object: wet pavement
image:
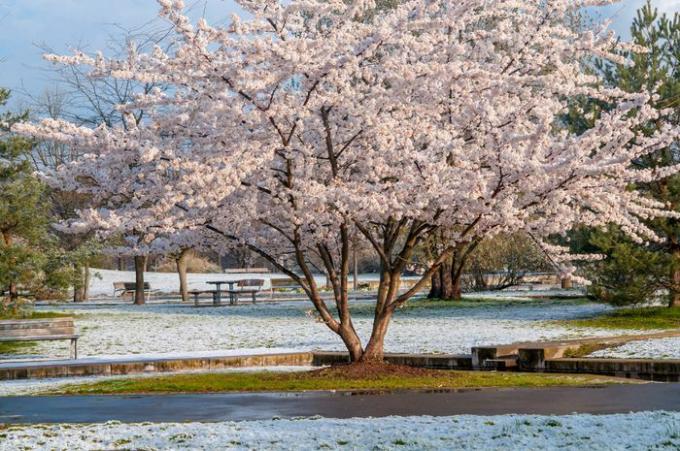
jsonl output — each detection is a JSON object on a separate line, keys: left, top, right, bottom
{"left": 1, "top": 383, "right": 678, "bottom": 424}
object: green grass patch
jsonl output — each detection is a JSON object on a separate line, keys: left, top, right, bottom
{"left": 0, "top": 311, "right": 71, "bottom": 321}
{"left": 390, "top": 297, "right": 591, "bottom": 313}
{"left": 50, "top": 369, "right": 630, "bottom": 395}
{"left": 562, "top": 307, "right": 680, "bottom": 330}
{"left": 0, "top": 340, "right": 36, "bottom": 355}
{"left": 562, "top": 343, "right": 613, "bottom": 358}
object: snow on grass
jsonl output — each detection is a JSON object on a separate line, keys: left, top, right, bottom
{"left": 1, "top": 412, "right": 679, "bottom": 450}
{"left": 13, "top": 299, "right": 624, "bottom": 360}
{"left": 88, "top": 268, "right": 274, "bottom": 297}
{"left": 87, "top": 268, "right": 422, "bottom": 298}
{"left": 590, "top": 336, "right": 680, "bottom": 360}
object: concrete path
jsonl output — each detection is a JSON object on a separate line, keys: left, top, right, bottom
{"left": 1, "top": 383, "right": 678, "bottom": 424}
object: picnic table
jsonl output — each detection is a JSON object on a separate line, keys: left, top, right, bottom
{"left": 206, "top": 280, "right": 237, "bottom": 305}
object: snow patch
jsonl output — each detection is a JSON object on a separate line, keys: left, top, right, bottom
{"left": 1, "top": 412, "right": 678, "bottom": 450}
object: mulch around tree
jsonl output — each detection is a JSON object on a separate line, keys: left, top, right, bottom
{"left": 307, "top": 362, "right": 444, "bottom": 379}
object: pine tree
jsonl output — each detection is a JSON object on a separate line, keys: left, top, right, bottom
{"left": 581, "top": 2, "right": 680, "bottom": 307}
{"left": 0, "top": 88, "right": 67, "bottom": 312}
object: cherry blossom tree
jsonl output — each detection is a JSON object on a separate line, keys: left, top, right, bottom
{"left": 16, "top": 0, "right": 680, "bottom": 362}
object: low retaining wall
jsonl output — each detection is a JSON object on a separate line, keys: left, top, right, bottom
{"left": 1, "top": 350, "right": 678, "bottom": 382}
{"left": 313, "top": 352, "right": 473, "bottom": 369}
{"left": 0, "top": 352, "right": 314, "bottom": 380}
{"left": 545, "top": 358, "right": 680, "bottom": 382}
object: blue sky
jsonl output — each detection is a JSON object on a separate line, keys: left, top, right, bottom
{"left": 0, "top": 0, "right": 679, "bottom": 109}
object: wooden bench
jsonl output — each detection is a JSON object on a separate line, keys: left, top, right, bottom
{"left": 0, "top": 317, "right": 79, "bottom": 359}
{"left": 188, "top": 290, "right": 219, "bottom": 307}
{"left": 270, "top": 277, "right": 299, "bottom": 292}
{"left": 113, "top": 282, "right": 158, "bottom": 298}
{"left": 226, "top": 279, "right": 265, "bottom": 304}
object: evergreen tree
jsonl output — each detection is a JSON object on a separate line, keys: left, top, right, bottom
{"left": 0, "top": 88, "right": 73, "bottom": 312}
{"left": 578, "top": 2, "right": 680, "bottom": 307}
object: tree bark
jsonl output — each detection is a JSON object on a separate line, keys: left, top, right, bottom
{"left": 176, "top": 248, "right": 190, "bottom": 303}
{"left": 670, "top": 250, "right": 680, "bottom": 308}
{"left": 428, "top": 255, "right": 463, "bottom": 300}
{"left": 428, "top": 267, "right": 441, "bottom": 298}
{"left": 73, "top": 268, "right": 84, "bottom": 303}
{"left": 451, "top": 272, "right": 462, "bottom": 300}
{"left": 134, "top": 255, "right": 147, "bottom": 305}
{"left": 73, "top": 264, "right": 90, "bottom": 302}
{"left": 83, "top": 266, "right": 90, "bottom": 301}
{"left": 352, "top": 238, "right": 358, "bottom": 291}
{"left": 2, "top": 232, "right": 18, "bottom": 302}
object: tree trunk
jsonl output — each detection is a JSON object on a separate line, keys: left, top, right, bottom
{"left": 428, "top": 267, "right": 441, "bottom": 298}
{"left": 428, "top": 255, "right": 462, "bottom": 300}
{"left": 340, "top": 327, "right": 364, "bottom": 362}
{"left": 2, "top": 232, "right": 18, "bottom": 302}
{"left": 73, "top": 268, "right": 84, "bottom": 303}
{"left": 176, "top": 249, "right": 190, "bottom": 303}
{"left": 134, "top": 255, "right": 147, "bottom": 305}
{"left": 670, "top": 250, "right": 680, "bottom": 308}
{"left": 361, "top": 312, "right": 392, "bottom": 363}
{"left": 73, "top": 264, "right": 90, "bottom": 302}
{"left": 352, "top": 239, "right": 358, "bottom": 291}
{"left": 359, "top": 269, "right": 402, "bottom": 363}
{"left": 451, "top": 272, "right": 462, "bottom": 300}
{"left": 83, "top": 266, "right": 90, "bottom": 301}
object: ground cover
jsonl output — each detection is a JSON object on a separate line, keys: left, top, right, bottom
{"left": 0, "top": 311, "right": 71, "bottom": 321}
{"left": 1, "top": 412, "right": 678, "bottom": 450}
{"left": 49, "top": 365, "right": 631, "bottom": 395}
{"left": 20, "top": 298, "right": 620, "bottom": 359}
{"left": 560, "top": 307, "right": 680, "bottom": 330}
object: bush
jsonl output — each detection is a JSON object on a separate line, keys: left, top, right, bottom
{"left": 155, "top": 252, "right": 221, "bottom": 273}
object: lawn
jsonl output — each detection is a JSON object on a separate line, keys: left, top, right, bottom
{"left": 0, "top": 311, "right": 72, "bottom": 321}
{"left": 0, "top": 341, "right": 35, "bottom": 354}
{"left": 51, "top": 366, "right": 631, "bottom": 395}
{"left": 563, "top": 307, "right": 680, "bottom": 330}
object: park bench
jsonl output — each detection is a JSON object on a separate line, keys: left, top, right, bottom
{"left": 226, "top": 279, "right": 265, "bottom": 304}
{"left": 188, "top": 290, "right": 219, "bottom": 307}
{"left": 0, "top": 289, "right": 36, "bottom": 299}
{"left": 113, "top": 282, "right": 158, "bottom": 298}
{"left": 270, "top": 277, "right": 299, "bottom": 292}
{"left": 0, "top": 317, "right": 79, "bottom": 359}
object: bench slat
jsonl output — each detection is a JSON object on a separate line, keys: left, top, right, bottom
{"left": 0, "top": 328, "right": 75, "bottom": 338}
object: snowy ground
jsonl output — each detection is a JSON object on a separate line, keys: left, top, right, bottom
{"left": 590, "top": 336, "right": 680, "bottom": 360}
{"left": 5, "top": 299, "right": 628, "bottom": 360}
{"left": 2, "top": 412, "right": 679, "bottom": 450}
{"left": 87, "top": 268, "right": 424, "bottom": 298}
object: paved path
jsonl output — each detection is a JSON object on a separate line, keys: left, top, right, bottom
{"left": 1, "top": 383, "right": 678, "bottom": 424}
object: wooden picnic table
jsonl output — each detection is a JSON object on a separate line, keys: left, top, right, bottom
{"left": 206, "top": 280, "right": 237, "bottom": 305}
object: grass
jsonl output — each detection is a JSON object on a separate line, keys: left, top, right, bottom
{"left": 563, "top": 307, "right": 680, "bottom": 330}
{"left": 562, "top": 343, "right": 613, "bottom": 358}
{"left": 50, "top": 369, "right": 631, "bottom": 395}
{"left": 0, "top": 341, "right": 36, "bottom": 355}
{"left": 344, "top": 297, "right": 592, "bottom": 316}
{"left": 0, "top": 311, "right": 71, "bottom": 321}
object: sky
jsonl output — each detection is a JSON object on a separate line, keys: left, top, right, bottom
{"left": 0, "top": 0, "right": 679, "bottom": 109}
